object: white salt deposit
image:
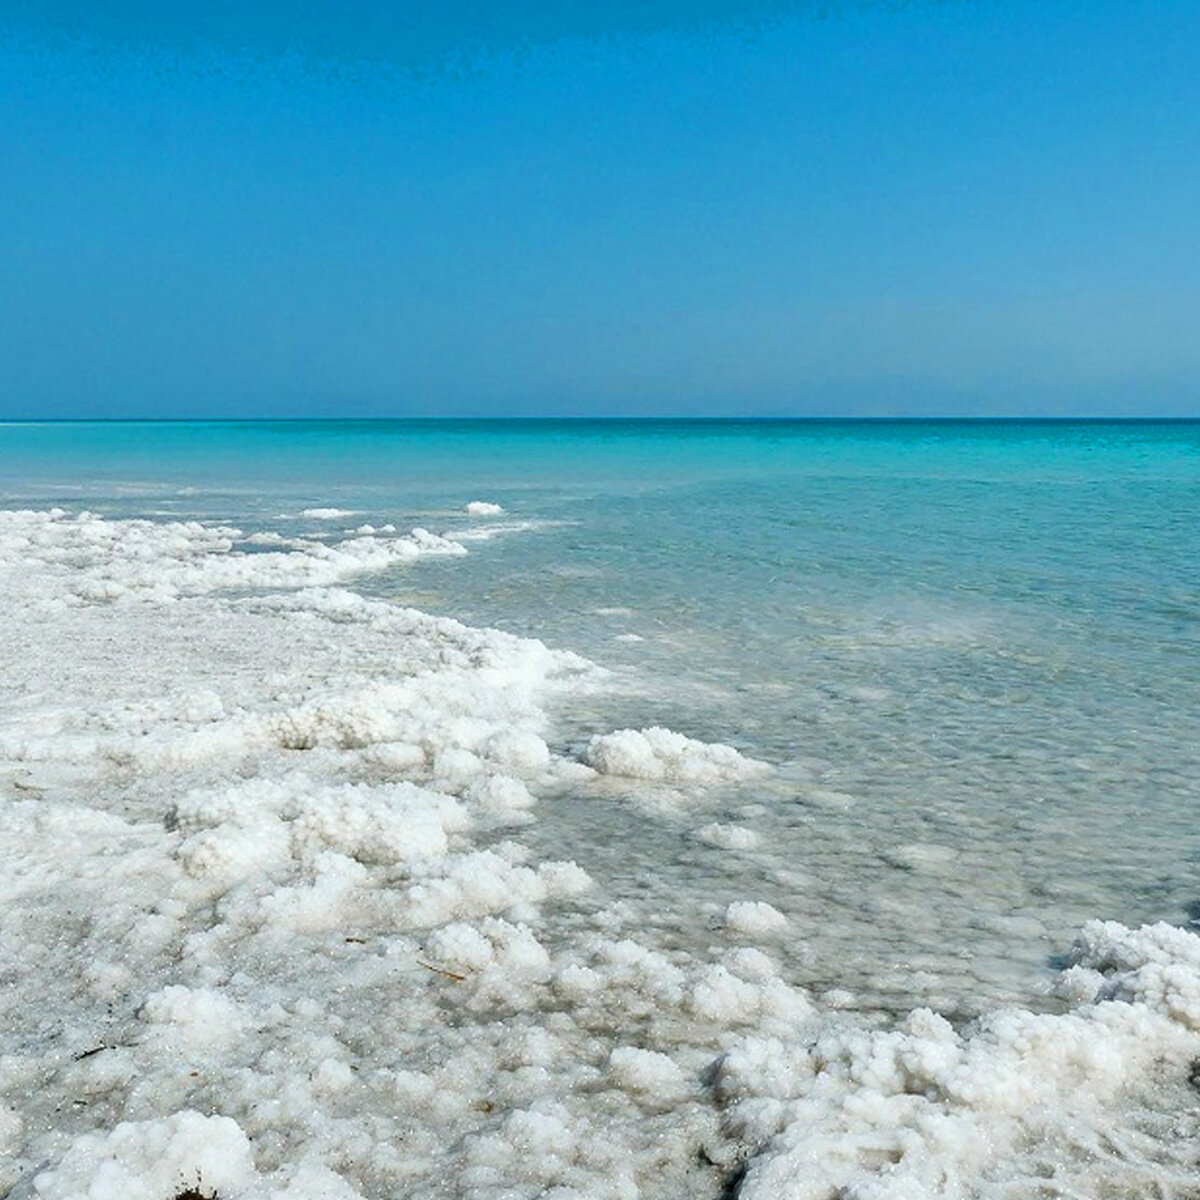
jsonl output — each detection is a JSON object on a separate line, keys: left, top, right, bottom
{"left": 719, "top": 920, "right": 1200, "bottom": 1199}
{"left": 608, "top": 1047, "right": 688, "bottom": 1103}
{"left": 300, "top": 507, "right": 357, "bottom": 519}
{"left": 583, "top": 725, "right": 770, "bottom": 784}
{"left": 3, "top": 505, "right": 1200, "bottom": 1200}
{"left": 0, "top": 509, "right": 464, "bottom": 606}
{"left": 465, "top": 500, "right": 504, "bottom": 515}
{"left": 33, "top": 1112, "right": 256, "bottom": 1200}
{"left": 725, "top": 900, "right": 789, "bottom": 936}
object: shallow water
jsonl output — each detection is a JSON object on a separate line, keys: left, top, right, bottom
{"left": 13, "top": 418, "right": 1197, "bottom": 1010}
{"left": 4, "top": 419, "right": 1200, "bottom": 1199}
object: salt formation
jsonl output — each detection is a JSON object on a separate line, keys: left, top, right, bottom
{"left": 32, "top": 1112, "right": 256, "bottom": 1200}
{"left": 584, "top": 725, "right": 770, "bottom": 783}
{"left": 465, "top": 500, "right": 504, "bottom": 515}
{"left": 299, "top": 507, "right": 358, "bottom": 519}
{"left": 3, "top": 507, "right": 1200, "bottom": 1200}
{"left": 718, "top": 919, "right": 1200, "bottom": 1199}
{"left": 725, "top": 901, "right": 789, "bottom": 936}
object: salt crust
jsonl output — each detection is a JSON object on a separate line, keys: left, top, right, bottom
{"left": 465, "top": 501, "right": 504, "bottom": 515}
{"left": 2, "top": 509, "right": 1200, "bottom": 1199}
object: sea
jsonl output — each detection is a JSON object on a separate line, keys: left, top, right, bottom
{"left": 2, "top": 418, "right": 1200, "bottom": 1199}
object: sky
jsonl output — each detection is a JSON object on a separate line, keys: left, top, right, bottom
{"left": 2, "top": 0, "right": 1198, "bottom": 418}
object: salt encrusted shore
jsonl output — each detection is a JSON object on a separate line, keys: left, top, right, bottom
{"left": 3, "top": 508, "right": 1200, "bottom": 1199}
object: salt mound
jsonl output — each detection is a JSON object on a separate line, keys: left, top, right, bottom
{"left": 33, "top": 1111, "right": 256, "bottom": 1200}
{"left": 465, "top": 500, "right": 504, "bottom": 515}
{"left": 725, "top": 900, "right": 788, "bottom": 936}
{"left": 716, "top": 918, "right": 1200, "bottom": 1199}
{"left": 583, "top": 725, "right": 770, "bottom": 783}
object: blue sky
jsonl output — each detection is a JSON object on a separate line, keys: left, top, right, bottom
{"left": 2, "top": 1, "right": 1198, "bottom": 417}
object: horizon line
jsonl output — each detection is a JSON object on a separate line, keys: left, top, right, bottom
{"left": 3, "top": 415, "right": 1200, "bottom": 427}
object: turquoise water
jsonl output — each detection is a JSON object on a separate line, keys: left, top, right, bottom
{"left": 4, "top": 418, "right": 1200, "bottom": 1013}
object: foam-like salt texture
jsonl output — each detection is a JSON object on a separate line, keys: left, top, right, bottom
{"left": 717, "top": 920, "right": 1200, "bottom": 1198}
{"left": 0, "top": 509, "right": 464, "bottom": 607}
{"left": 584, "top": 725, "right": 770, "bottom": 784}
{"left": 465, "top": 500, "right": 504, "bottom": 515}
{"left": 725, "top": 900, "right": 788, "bottom": 936}
{"left": 3, "top": 507, "right": 1200, "bottom": 1200}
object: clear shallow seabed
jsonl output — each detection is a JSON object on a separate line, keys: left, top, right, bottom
{"left": 2, "top": 419, "right": 1200, "bottom": 1199}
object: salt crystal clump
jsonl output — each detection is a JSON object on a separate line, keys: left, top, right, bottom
{"left": 725, "top": 900, "right": 788, "bottom": 936}
{"left": 171, "top": 775, "right": 468, "bottom": 891}
{"left": 608, "top": 1046, "right": 688, "bottom": 1101}
{"left": 425, "top": 917, "right": 551, "bottom": 979}
{"left": 466, "top": 774, "right": 537, "bottom": 813}
{"left": 1076, "top": 920, "right": 1200, "bottom": 1028}
{"left": 141, "top": 985, "right": 245, "bottom": 1050}
{"left": 465, "top": 501, "right": 504, "bottom": 515}
{"left": 483, "top": 729, "right": 552, "bottom": 776}
{"left": 287, "top": 782, "right": 468, "bottom": 864}
{"left": 34, "top": 1111, "right": 256, "bottom": 1200}
{"left": 401, "top": 850, "right": 591, "bottom": 927}
{"left": 301, "top": 507, "right": 357, "bottom": 519}
{"left": 1071, "top": 918, "right": 1200, "bottom": 974}
{"left": 257, "top": 850, "right": 371, "bottom": 933}
{"left": 583, "top": 726, "right": 770, "bottom": 784}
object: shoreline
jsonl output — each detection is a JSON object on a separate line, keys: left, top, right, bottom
{"left": 2, "top": 502, "right": 1199, "bottom": 1199}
